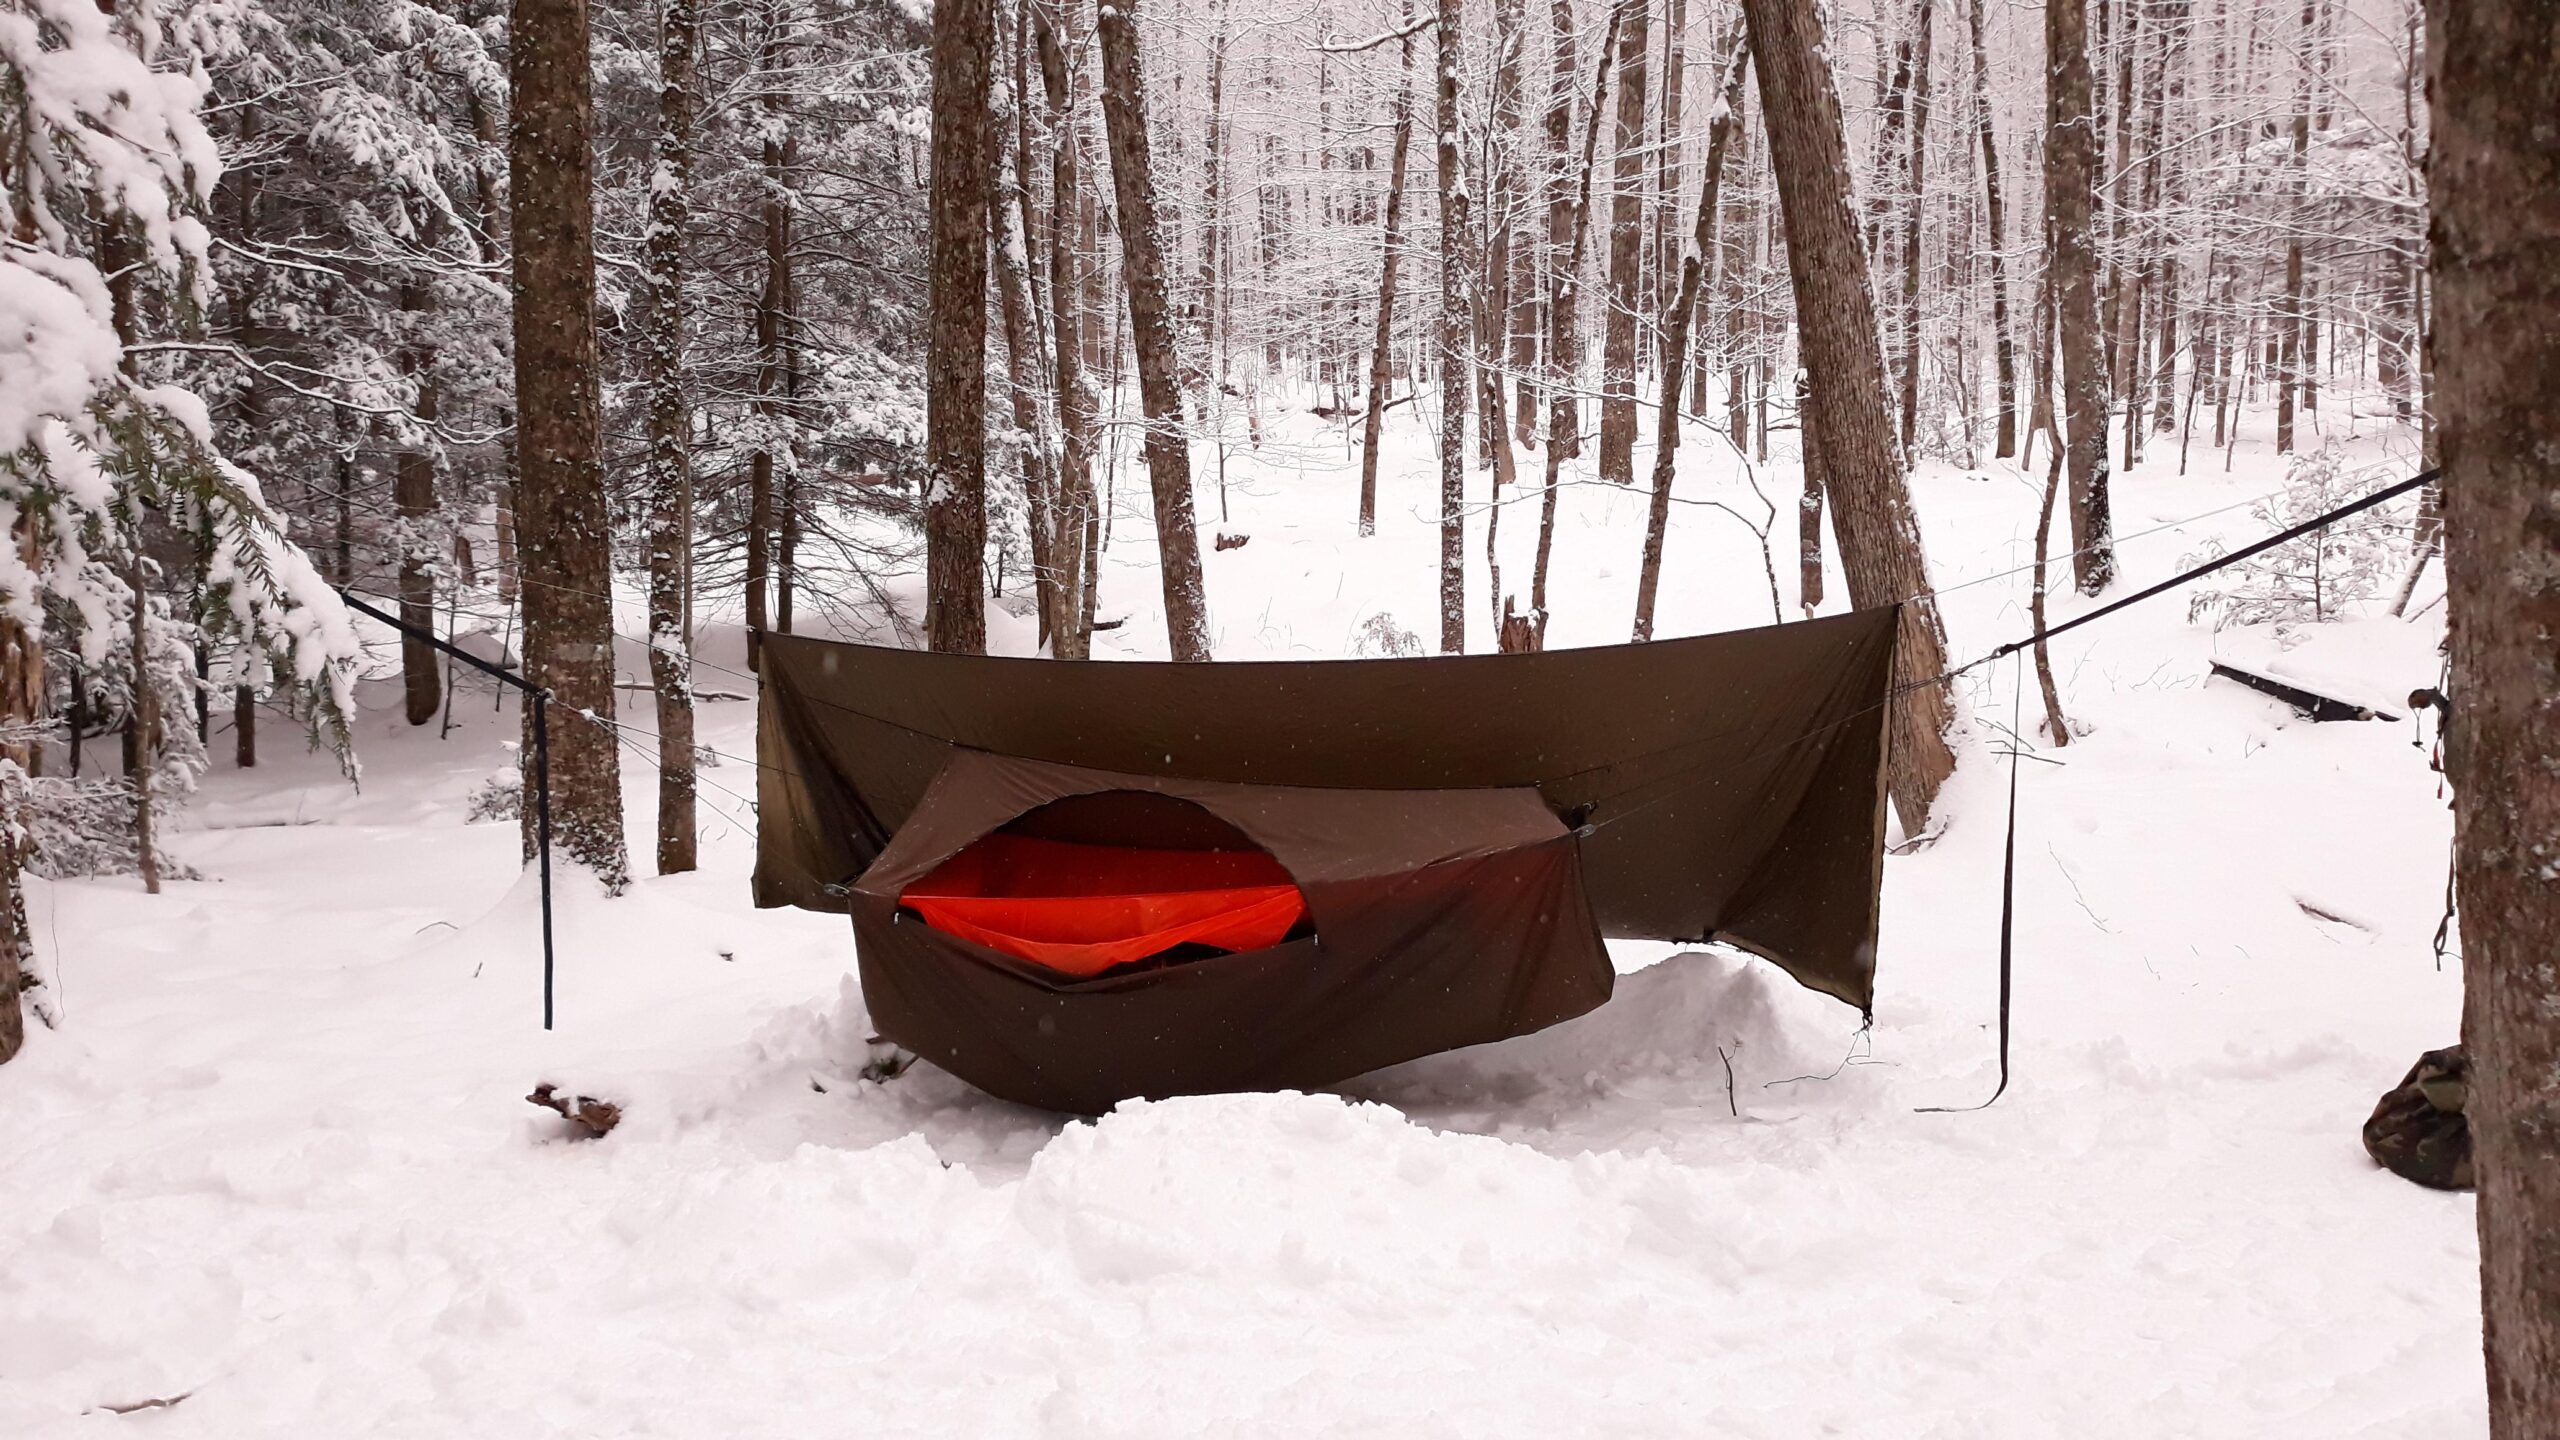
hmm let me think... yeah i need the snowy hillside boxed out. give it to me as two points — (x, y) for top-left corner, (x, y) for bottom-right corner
(0, 403), (2475, 1436)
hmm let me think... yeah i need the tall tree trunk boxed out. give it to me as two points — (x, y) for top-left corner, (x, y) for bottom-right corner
(1741, 0), (1960, 830)
(510, 0), (630, 888)
(2274, 0), (2313, 454)
(643, 0), (699, 876)
(101, 219), (159, 896)
(1632, 21), (1750, 642)
(1965, 0), (2017, 458)
(1597, 0), (1651, 485)
(1529, 0), (1629, 641)
(1434, 0), (1474, 649)
(1896, 0), (1936, 456)
(2048, 0), (2116, 592)
(1035, 1), (1098, 659)
(745, 24), (790, 670)
(1541, 0), (1582, 452)
(926, 0), (995, 653)
(396, 280), (442, 727)
(0, 552), (36, 1061)
(2430, 0), (2560, 1426)
(1798, 369), (1827, 614)
(1096, 0), (1214, 660)
(1649, 0), (1689, 367)
(1502, 0), (1540, 444)
(1361, 22), (1419, 540)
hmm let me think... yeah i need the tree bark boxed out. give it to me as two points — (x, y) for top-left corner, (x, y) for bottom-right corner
(1434, 0), (1473, 649)
(1500, 0), (1540, 445)
(1632, 21), (1750, 642)
(396, 280), (442, 728)
(2429, 0), (2560, 1427)
(2275, 0), (2313, 454)
(0, 506), (41, 1060)
(745, 22), (794, 670)
(1965, 0), (2017, 459)
(642, 0), (699, 875)
(1541, 0), (1582, 452)
(100, 219), (160, 896)
(1529, 0), (1628, 641)
(1597, 0), (1651, 486)
(510, 0), (629, 888)
(1360, 21), (1418, 540)
(1741, 0), (1959, 829)
(926, 0), (995, 654)
(1895, 0), (1935, 457)
(1798, 370), (1826, 614)
(1096, 0), (1213, 660)
(1035, 2), (1098, 659)
(2047, 0), (2116, 592)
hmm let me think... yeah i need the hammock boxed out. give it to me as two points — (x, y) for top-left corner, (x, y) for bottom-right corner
(900, 832), (1309, 976)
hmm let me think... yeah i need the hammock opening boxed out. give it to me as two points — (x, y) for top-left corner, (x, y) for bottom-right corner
(899, 792), (1312, 976)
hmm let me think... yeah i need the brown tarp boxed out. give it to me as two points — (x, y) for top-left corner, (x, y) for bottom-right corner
(754, 605), (1900, 1109)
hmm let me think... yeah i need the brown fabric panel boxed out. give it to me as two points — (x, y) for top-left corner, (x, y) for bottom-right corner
(855, 750), (1577, 898)
(749, 664), (875, 909)
(756, 606), (1900, 1011)
(1715, 623), (1897, 1009)
(1002, 791), (1260, 850)
(854, 833), (1613, 1114)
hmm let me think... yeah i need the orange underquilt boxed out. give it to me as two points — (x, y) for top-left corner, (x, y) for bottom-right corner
(900, 833), (1309, 976)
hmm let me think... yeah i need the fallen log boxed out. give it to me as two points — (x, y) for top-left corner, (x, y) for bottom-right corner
(2208, 660), (2399, 723)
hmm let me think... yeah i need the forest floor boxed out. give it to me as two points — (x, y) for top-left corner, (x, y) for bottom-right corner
(0, 393), (2481, 1436)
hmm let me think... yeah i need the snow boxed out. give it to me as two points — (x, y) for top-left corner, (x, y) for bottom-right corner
(0, 393), (2482, 1434)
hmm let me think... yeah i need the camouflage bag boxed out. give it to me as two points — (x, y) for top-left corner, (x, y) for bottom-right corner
(2362, 1045), (2474, 1192)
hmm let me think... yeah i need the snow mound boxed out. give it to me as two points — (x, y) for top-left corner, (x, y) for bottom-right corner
(1351, 948), (1877, 1141)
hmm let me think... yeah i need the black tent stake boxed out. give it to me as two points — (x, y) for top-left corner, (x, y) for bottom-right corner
(335, 588), (557, 1030)
(533, 690), (554, 1031)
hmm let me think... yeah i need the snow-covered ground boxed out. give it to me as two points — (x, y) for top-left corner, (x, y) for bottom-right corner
(0, 394), (2480, 1435)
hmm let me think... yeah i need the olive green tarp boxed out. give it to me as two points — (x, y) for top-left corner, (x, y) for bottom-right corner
(753, 605), (1900, 1112)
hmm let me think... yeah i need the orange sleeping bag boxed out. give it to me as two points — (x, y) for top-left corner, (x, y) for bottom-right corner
(900, 832), (1308, 976)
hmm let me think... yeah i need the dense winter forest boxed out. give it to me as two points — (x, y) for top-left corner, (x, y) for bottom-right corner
(0, 0), (2438, 903)
(6, 0), (2557, 1428)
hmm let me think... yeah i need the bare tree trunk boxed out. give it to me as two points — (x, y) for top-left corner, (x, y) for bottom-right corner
(2429, 0), (2560, 1424)
(1597, 0), (1651, 486)
(1541, 0), (1582, 451)
(1435, 0), (1474, 649)
(1195, 0), (1230, 378)
(1529, 1), (1629, 641)
(1965, 0), (2018, 458)
(642, 0), (699, 876)
(1741, 0), (1960, 830)
(2274, 0), (2313, 454)
(1035, 2), (1098, 659)
(993, 11), (1064, 649)
(101, 220), (160, 895)
(1476, 0), (1525, 492)
(1632, 21), (1750, 641)
(1798, 371), (1826, 614)
(926, 0), (995, 654)
(396, 281), (442, 727)
(1649, 0), (1689, 365)
(2048, 0), (2116, 592)
(2029, 446), (2071, 745)
(745, 21), (793, 670)
(0, 447), (40, 1057)
(1503, 0), (1541, 444)
(1361, 21), (1419, 540)
(1895, 0), (1935, 457)
(511, 0), (630, 888)
(1096, 0), (1214, 660)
